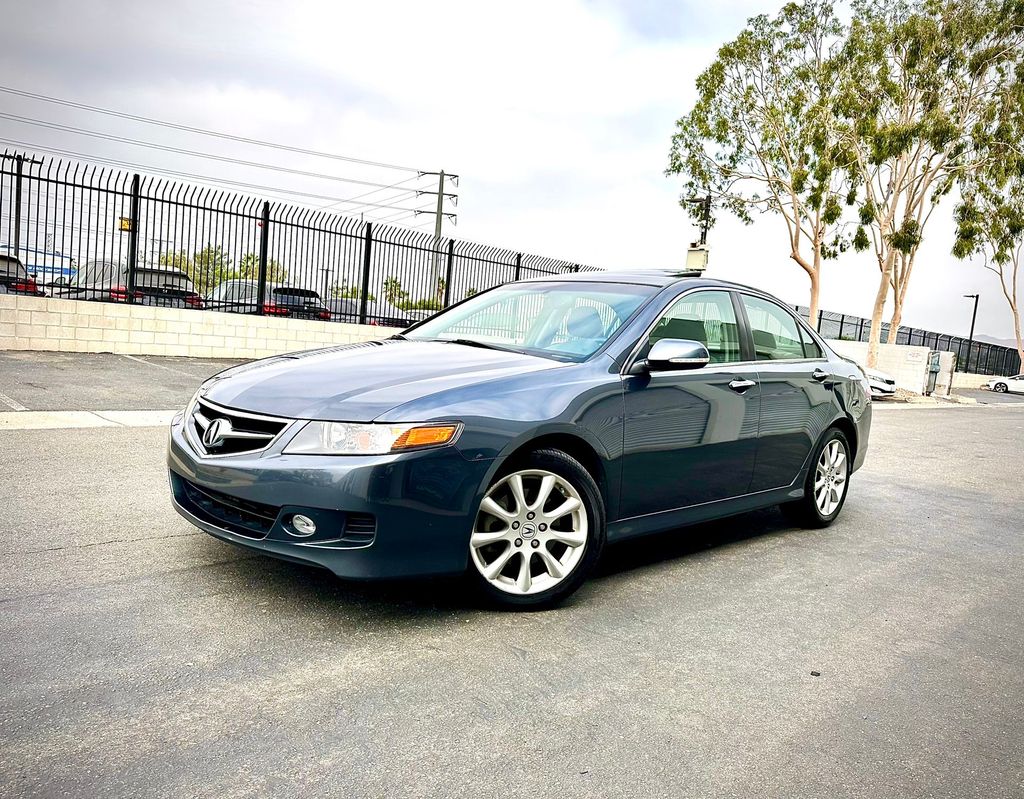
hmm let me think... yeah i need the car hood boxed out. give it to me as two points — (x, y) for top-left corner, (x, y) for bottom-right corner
(202, 339), (569, 421)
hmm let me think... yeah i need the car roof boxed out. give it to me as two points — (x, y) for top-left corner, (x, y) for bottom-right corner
(519, 268), (772, 295)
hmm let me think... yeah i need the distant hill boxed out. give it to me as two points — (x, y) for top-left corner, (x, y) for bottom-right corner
(976, 334), (1020, 349)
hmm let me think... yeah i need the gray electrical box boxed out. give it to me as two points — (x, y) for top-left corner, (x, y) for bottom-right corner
(685, 245), (709, 272)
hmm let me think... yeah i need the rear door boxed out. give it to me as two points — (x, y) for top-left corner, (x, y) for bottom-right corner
(619, 289), (761, 517)
(736, 293), (836, 492)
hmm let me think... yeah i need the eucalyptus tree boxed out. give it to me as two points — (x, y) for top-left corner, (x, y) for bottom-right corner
(837, 0), (1024, 366)
(953, 175), (1024, 372)
(667, 0), (852, 327)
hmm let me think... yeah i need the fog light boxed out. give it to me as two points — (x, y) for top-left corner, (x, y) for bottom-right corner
(290, 514), (317, 537)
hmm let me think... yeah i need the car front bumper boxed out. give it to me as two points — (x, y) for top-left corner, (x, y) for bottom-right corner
(167, 413), (490, 579)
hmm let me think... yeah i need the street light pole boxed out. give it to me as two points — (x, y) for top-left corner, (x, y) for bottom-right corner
(963, 293), (979, 373)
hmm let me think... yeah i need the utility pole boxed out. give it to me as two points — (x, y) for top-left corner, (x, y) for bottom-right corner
(431, 170), (445, 300)
(963, 293), (980, 373)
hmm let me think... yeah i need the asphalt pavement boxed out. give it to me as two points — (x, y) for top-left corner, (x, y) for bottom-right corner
(1, 357), (1023, 798)
(956, 387), (1024, 405)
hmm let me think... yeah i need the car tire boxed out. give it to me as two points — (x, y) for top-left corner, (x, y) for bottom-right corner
(467, 448), (605, 610)
(781, 428), (852, 529)
(994, 382), (1008, 393)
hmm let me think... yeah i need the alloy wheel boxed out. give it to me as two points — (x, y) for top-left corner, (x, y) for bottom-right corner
(814, 439), (848, 516)
(470, 469), (588, 596)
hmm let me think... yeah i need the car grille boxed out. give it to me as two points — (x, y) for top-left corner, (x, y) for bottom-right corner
(176, 475), (278, 539)
(189, 397), (289, 457)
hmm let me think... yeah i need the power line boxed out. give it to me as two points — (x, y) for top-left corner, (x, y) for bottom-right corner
(0, 85), (431, 174)
(0, 138), (450, 216)
(0, 112), (458, 198)
(317, 174), (424, 211)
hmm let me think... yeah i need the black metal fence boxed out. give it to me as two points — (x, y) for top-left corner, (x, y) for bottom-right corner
(0, 151), (596, 326)
(796, 306), (1019, 376)
(1, 149), (1019, 375)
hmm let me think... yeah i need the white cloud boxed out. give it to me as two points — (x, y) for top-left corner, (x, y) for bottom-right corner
(0, 0), (1019, 339)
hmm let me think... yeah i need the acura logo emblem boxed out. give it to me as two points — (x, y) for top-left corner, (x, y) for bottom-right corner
(203, 417), (232, 449)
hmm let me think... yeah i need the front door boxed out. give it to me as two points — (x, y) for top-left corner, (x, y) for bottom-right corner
(619, 289), (760, 518)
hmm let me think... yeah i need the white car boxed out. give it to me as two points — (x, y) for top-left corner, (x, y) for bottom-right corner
(987, 374), (1024, 394)
(865, 368), (897, 399)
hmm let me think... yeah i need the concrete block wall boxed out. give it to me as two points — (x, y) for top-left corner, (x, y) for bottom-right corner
(951, 371), (998, 389)
(826, 339), (935, 394)
(0, 293), (401, 359)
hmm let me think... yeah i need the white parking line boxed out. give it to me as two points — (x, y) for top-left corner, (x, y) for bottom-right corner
(0, 410), (178, 430)
(120, 353), (206, 378)
(0, 391), (28, 412)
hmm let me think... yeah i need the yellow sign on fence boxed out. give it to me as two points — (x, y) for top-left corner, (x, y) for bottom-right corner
(118, 217), (133, 232)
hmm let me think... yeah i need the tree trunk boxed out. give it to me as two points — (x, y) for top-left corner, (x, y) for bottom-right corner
(1012, 303), (1024, 374)
(807, 263), (820, 330)
(866, 250), (895, 368)
(886, 305), (902, 344)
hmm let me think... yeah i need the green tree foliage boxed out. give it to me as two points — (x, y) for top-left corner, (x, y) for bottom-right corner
(159, 247), (288, 296)
(667, 0), (853, 327)
(953, 163), (1024, 372)
(383, 276), (409, 307)
(237, 252), (287, 284)
(330, 279), (375, 301)
(834, 0), (1024, 365)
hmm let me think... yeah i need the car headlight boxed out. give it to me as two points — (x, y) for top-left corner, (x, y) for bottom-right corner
(283, 421), (462, 455)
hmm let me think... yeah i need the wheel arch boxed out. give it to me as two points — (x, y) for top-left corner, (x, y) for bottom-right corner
(830, 414), (858, 463)
(480, 429), (613, 518)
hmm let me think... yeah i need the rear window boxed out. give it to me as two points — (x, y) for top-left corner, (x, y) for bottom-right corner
(0, 256), (27, 278)
(135, 269), (194, 292)
(274, 288), (321, 301)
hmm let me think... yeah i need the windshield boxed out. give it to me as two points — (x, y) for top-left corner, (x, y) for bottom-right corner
(405, 281), (654, 361)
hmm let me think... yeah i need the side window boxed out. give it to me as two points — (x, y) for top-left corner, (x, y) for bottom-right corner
(740, 296), (806, 360)
(799, 324), (824, 359)
(648, 290), (741, 364)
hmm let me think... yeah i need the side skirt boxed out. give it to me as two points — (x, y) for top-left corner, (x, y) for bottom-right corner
(607, 483), (805, 542)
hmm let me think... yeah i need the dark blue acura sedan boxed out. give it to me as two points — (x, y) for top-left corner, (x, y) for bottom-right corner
(168, 270), (871, 608)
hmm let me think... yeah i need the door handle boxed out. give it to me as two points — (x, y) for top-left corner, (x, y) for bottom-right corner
(812, 368), (830, 382)
(728, 377), (757, 392)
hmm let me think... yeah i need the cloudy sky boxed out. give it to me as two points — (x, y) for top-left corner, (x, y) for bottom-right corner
(0, 0), (1019, 343)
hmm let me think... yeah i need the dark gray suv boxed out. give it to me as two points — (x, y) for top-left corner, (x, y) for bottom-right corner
(168, 270), (871, 609)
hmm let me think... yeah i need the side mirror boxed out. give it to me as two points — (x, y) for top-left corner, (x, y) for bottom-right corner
(641, 338), (711, 372)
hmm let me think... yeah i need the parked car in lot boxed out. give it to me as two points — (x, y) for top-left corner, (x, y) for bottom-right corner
(48, 260), (203, 308)
(864, 368), (897, 399)
(0, 254), (44, 296)
(327, 297), (411, 327)
(168, 270), (872, 609)
(206, 280), (330, 320)
(987, 373), (1024, 394)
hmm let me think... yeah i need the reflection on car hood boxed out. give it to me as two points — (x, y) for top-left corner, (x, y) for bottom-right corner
(202, 339), (566, 421)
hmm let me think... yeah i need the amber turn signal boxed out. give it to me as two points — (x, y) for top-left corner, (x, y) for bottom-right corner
(391, 424), (460, 450)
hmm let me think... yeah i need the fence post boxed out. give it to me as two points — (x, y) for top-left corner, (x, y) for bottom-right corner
(817, 309), (823, 332)
(12, 155), (23, 258)
(837, 314), (845, 340)
(514, 253), (522, 281)
(442, 239), (454, 307)
(858, 318), (865, 341)
(358, 223), (372, 325)
(125, 173), (141, 303)
(256, 200), (270, 315)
